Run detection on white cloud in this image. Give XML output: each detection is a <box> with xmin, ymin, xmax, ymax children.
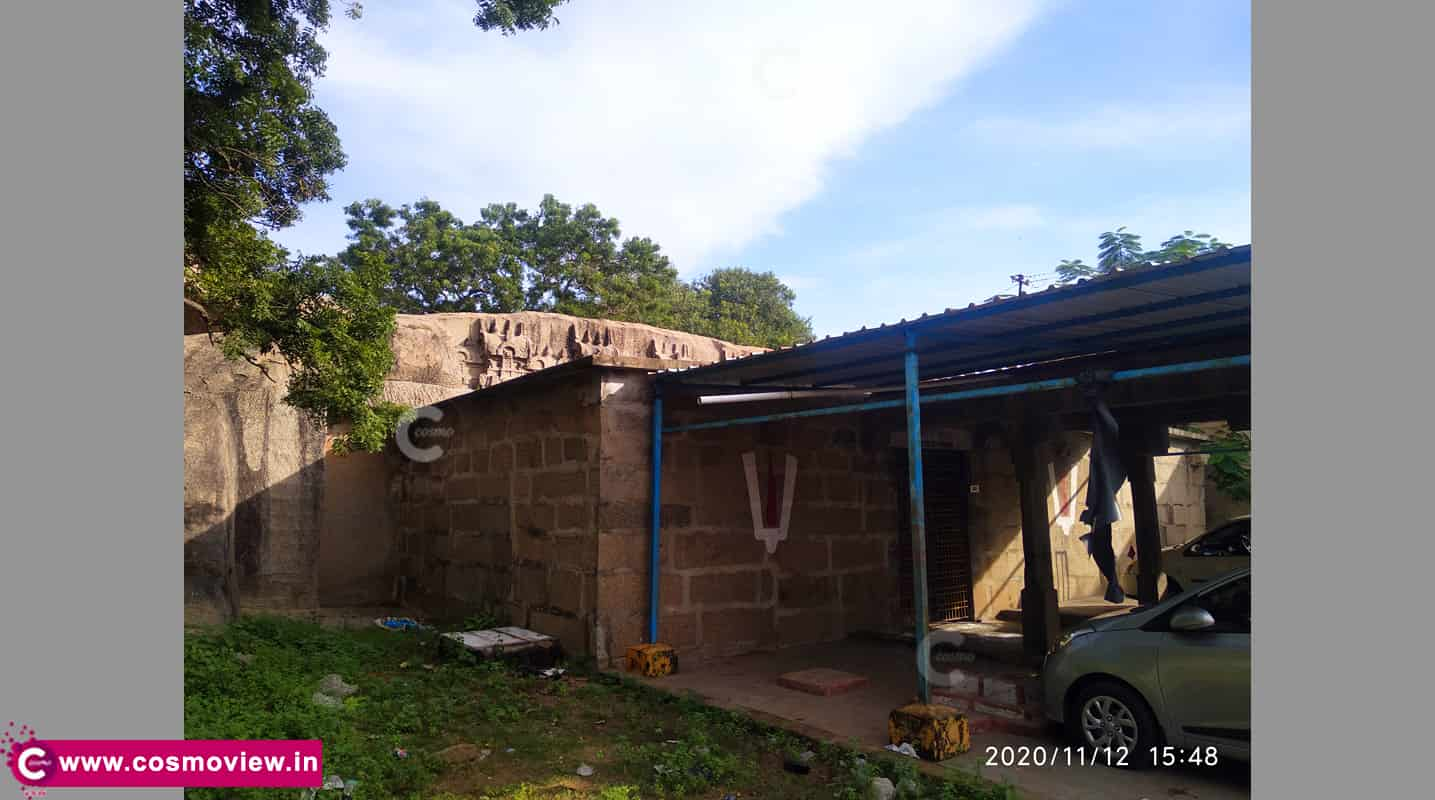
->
<box><xmin>847</xmin><ymin>202</ymin><xmax>1047</xmax><ymax>264</ymax></box>
<box><xmin>966</xmin><ymin>88</ymin><xmax>1250</xmax><ymax>151</ymax></box>
<box><xmin>303</xmin><ymin>0</ymin><xmax>1045</xmax><ymax>272</ymax></box>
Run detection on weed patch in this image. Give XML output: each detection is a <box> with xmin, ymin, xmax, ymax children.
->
<box><xmin>186</xmin><ymin>616</ymin><xmax>1012</xmax><ymax>799</ymax></box>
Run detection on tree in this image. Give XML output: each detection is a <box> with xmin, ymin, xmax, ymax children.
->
<box><xmin>1097</xmin><ymin>227</ymin><xmax>1145</xmax><ymax>273</ymax></box>
<box><xmin>1206</xmin><ymin>426</ymin><xmax>1251</xmax><ymax>502</ymax></box>
<box><xmin>337</xmin><ymin>195</ymin><xmax>814</xmax><ymax>349</ymax></box>
<box><xmin>589</xmin><ymin>236</ymin><xmax>692</xmax><ymax>331</ymax></box>
<box><xmin>339</xmin><ymin>199</ymin><xmax>522</xmax><ymax>313</ymax></box>
<box><xmin>1054</xmin><ymin>258</ymin><xmax>1097</xmax><ymax>284</ymax></box>
<box><xmin>1145</xmin><ymin>230</ymin><xmax>1230</xmax><ymax>264</ymax></box>
<box><xmin>682</xmin><ymin>268</ymin><xmax>815</xmax><ymax>349</ymax></box>
<box><xmin>1053</xmin><ymin>227</ymin><xmax>1233</xmax><ymax>286</ymax></box>
<box><xmin>342</xmin><ymin>194</ymin><xmax>680</xmax><ymax>322</ymax></box>
<box><xmin>493</xmin><ymin>195</ymin><xmax>627</xmax><ymax>315</ymax></box>
<box><xmin>183</xmin><ymin>0</ymin><xmax>568</xmax><ymax>452</ymax></box>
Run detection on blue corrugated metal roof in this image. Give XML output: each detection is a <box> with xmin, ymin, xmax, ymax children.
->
<box><xmin>659</xmin><ymin>245</ymin><xmax>1251</xmax><ymax>389</ymax></box>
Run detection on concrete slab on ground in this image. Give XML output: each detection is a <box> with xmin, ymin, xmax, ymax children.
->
<box><xmin>629</xmin><ymin>638</ymin><xmax>1249</xmax><ymax>800</ymax></box>
<box><xmin>777</xmin><ymin>667</ymin><xmax>870</xmax><ymax>696</ymax></box>
<box><xmin>443</xmin><ymin>626</ymin><xmax>557</xmax><ymax>657</ymax></box>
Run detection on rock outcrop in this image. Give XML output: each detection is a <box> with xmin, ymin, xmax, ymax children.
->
<box><xmin>381</xmin><ymin>312</ymin><xmax>765</xmax><ymax>404</ymax></box>
<box><xmin>184</xmin><ymin>309</ymin><xmax>763</xmax><ymax>625</ymax></box>
<box><xmin>184</xmin><ymin>336</ymin><xmax>325</xmax><ymax>625</ymax></box>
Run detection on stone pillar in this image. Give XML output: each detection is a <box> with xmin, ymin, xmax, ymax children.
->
<box><xmin>1120</xmin><ymin>417</ymin><xmax>1168</xmax><ymax>603</ymax></box>
<box><xmin>1009</xmin><ymin>417</ymin><xmax>1060</xmax><ymax>663</ymax></box>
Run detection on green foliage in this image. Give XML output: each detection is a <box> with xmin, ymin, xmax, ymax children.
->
<box><xmin>1097</xmin><ymin>226</ymin><xmax>1145</xmax><ymax>273</ymax></box>
<box><xmin>184</xmin><ymin>1</ymin><xmax>566</xmax><ymax>453</ymax></box>
<box><xmin>1054</xmin><ymin>258</ymin><xmax>1096</xmax><ymax>284</ymax></box>
<box><xmin>682</xmin><ymin>267</ymin><xmax>816</xmax><ymax>349</ymax></box>
<box><xmin>340</xmin><ymin>195</ymin><xmax>814</xmax><ymax>349</ymax></box>
<box><xmin>485</xmin><ymin>195</ymin><xmax>670</xmax><ymax>319</ymax></box>
<box><xmin>457</xmin><ymin>607</ymin><xmax>508</xmax><ymax>633</ymax></box>
<box><xmin>1208</xmin><ymin>426</ymin><xmax>1252</xmax><ymax>502</ymax></box>
<box><xmin>340</xmin><ymin>199</ymin><xmax>523</xmax><ymax>313</ymax></box>
<box><xmin>1055</xmin><ymin>227</ymin><xmax>1233</xmax><ymax>285</ymax></box>
<box><xmin>475</xmin><ymin>0</ymin><xmax>570</xmax><ymax>34</ymax></box>
<box><xmin>184</xmin><ymin>0</ymin><xmax>345</xmax><ymax>242</ymax></box>
<box><xmin>1146</xmin><ymin>230</ymin><xmax>1230</xmax><ymax>264</ymax></box>
<box><xmin>827</xmin><ymin>748</ymin><xmax>1014</xmax><ymax>800</ymax></box>
<box><xmin>190</xmin><ymin>243</ymin><xmax>403</xmax><ymax>454</ymax></box>
<box><xmin>184</xmin><ymin>616</ymin><xmax>442</xmax><ymax>799</ymax></box>
<box><xmin>622</xmin><ymin>730</ymin><xmax>751</xmax><ymax>797</ymax></box>
<box><xmin>187</xmin><ymin>618</ymin><xmax>1013</xmax><ymax>800</ymax></box>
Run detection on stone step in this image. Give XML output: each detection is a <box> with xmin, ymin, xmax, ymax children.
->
<box><xmin>933</xmin><ymin>667</ymin><xmax>1048</xmax><ymax>741</ymax></box>
<box><xmin>933</xmin><ymin>690</ymin><xmax>1049</xmax><ymax>740</ymax></box>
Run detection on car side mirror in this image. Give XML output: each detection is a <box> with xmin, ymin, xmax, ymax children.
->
<box><xmin>1170</xmin><ymin>605</ymin><xmax>1217</xmax><ymax>632</ymax></box>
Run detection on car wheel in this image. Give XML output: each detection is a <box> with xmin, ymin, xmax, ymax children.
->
<box><xmin>1068</xmin><ymin>680</ymin><xmax>1162</xmax><ymax>768</ymax></box>
<box><xmin>1160</xmin><ymin>578</ymin><xmax>1183</xmax><ymax>600</ymax></box>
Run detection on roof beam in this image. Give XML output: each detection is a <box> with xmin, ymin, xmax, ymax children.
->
<box><xmin>662</xmin><ymin>246</ymin><xmax>1251</xmax><ymax>387</ymax></box>
<box><xmin>817</xmin><ymin>308</ymin><xmax>1251</xmax><ymax>388</ymax></box>
<box><xmin>751</xmin><ymin>284</ymin><xmax>1249</xmax><ymax>387</ymax></box>
<box><xmin>663</xmin><ymin>354</ymin><xmax>1249</xmax><ymax>434</ymax></box>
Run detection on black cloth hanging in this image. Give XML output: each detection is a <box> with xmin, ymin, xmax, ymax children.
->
<box><xmin>1078</xmin><ymin>386</ymin><xmax>1127</xmax><ymax>603</ymax></box>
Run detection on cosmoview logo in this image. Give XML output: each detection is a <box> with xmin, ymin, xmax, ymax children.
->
<box><xmin>917</xmin><ymin>629</ymin><xmax>972</xmax><ymax>691</ymax></box>
<box><xmin>4</xmin><ymin>723</ymin><xmax>51</xmax><ymax>798</ymax></box>
<box><xmin>14</xmin><ymin>745</ymin><xmax>53</xmax><ymax>784</ymax></box>
<box><xmin>394</xmin><ymin>405</ymin><xmax>453</xmax><ymax>463</ymax></box>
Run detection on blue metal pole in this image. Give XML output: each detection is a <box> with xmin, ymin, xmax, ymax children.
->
<box><xmin>904</xmin><ymin>331</ymin><xmax>932</xmax><ymax>705</ymax></box>
<box><xmin>647</xmin><ymin>384</ymin><xmax>664</xmax><ymax>643</ymax></box>
<box><xmin>1109</xmin><ymin>354</ymin><xmax>1250</xmax><ymax>381</ymax></box>
<box><xmin>662</xmin><ymin>354</ymin><xmax>1250</xmax><ymax>435</ymax></box>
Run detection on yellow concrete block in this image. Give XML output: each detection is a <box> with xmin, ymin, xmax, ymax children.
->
<box><xmin>888</xmin><ymin>702</ymin><xmax>970</xmax><ymax>761</ymax></box>
<box><xmin>625</xmin><ymin>643</ymin><xmax>677</xmax><ymax>677</ymax></box>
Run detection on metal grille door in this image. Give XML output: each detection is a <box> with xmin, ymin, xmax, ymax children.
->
<box><xmin>897</xmin><ymin>449</ymin><xmax>976</xmax><ymax>623</ymax></box>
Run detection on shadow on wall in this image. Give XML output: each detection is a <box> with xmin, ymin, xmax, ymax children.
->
<box><xmin>184</xmin><ymin>463</ymin><xmax>326</xmax><ymax>625</ymax></box>
<box><xmin>184</xmin><ymin>433</ymin><xmax>402</xmax><ymax>625</ymax></box>
<box><xmin>184</xmin><ymin>334</ymin><xmax>327</xmax><ymax>625</ymax></box>
<box><xmin>318</xmin><ymin>444</ymin><xmax>401</xmax><ymax>609</ymax></box>
<box><xmin>185</xmin><ymin>333</ymin><xmax>408</xmax><ymax>625</ymax></box>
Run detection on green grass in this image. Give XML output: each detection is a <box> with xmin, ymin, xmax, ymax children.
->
<box><xmin>185</xmin><ymin>616</ymin><xmax>1016</xmax><ymax>799</ymax></box>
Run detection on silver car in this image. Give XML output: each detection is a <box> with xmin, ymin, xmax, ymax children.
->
<box><xmin>1042</xmin><ymin>567</ymin><xmax>1251</xmax><ymax>766</ymax></box>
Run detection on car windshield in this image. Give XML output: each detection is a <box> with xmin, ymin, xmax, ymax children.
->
<box><xmin>1189</xmin><ymin>519</ymin><xmax>1251</xmax><ymax>556</ymax></box>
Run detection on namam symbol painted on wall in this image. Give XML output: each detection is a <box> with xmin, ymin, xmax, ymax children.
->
<box><xmin>1049</xmin><ymin>461</ymin><xmax>1082</xmax><ymax>537</ymax></box>
<box><xmin>743</xmin><ymin>451</ymin><xmax>798</xmax><ymax>553</ymax></box>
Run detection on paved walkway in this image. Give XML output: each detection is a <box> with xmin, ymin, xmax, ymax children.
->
<box><xmin>635</xmin><ymin>638</ymin><xmax>1249</xmax><ymax>800</ymax></box>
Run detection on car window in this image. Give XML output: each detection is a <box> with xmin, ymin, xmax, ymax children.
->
<box><xmin>1188</xmin><ymin>519</ymin><xmax>1251</xmax><ymax>557</ymax></box>
<box><xmin>1190</xmin><ymin>575</ymin><xmax>1251</xmax><ymax>633</ymax></box>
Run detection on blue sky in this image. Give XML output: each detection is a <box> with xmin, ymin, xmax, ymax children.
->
<box><xmin>273</xmin><ymin>0</ymin><xmax>1250</xmax><ymax>338</ymax></box>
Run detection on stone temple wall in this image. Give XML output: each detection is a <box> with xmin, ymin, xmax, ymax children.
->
<box><xmin>184</xmin><ymin>308</ymin><xmax>764</xmax><ymax>626</ymax></box>
<box><xmin>184</xmin><ymin>335</ymin><xmax>326</xmax><ymax>625</ymax></box>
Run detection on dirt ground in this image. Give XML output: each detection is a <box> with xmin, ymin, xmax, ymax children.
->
<box><xmin>185</xmin><ymin>617</ymin><xmax>1010</xmax><ymax>799</ymax></box>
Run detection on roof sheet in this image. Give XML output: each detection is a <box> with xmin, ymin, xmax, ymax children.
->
<box><xmin>659</xmin><ymin>245</ymin><xmax>1251</xmax><ymax>389</ymax></box>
